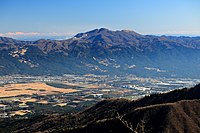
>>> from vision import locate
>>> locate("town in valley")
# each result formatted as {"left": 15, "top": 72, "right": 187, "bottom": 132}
{"left": 0, "top": 74, "right": 199, "bottom": 118}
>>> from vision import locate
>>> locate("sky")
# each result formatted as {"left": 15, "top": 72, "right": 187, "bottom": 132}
{"left": 1, "top": 0, "right": 200, "bottom": 39}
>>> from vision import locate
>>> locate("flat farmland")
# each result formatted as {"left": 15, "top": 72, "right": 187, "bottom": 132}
{"left": 0, "top": 82, "right": 80, "bottom": 97}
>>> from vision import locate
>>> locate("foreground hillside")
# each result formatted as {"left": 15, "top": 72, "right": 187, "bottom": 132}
{"left": 1, "top": 84, "right": 200, "bottom": 133}
{"left": 1, "top": 28, "right": 200, "bottom": 77}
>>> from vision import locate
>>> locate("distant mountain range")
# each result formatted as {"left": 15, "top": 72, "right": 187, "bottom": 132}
{"left": 2, "top": 83, "right": 200, "bottom": 133}
{"left": 1, "top": 28, "right": 200, "bottom": 77}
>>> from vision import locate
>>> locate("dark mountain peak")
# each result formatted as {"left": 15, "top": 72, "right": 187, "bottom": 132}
{"left": 88, "top": 28, "right": 110, "bottom": 33}
{"left": 90, "top": 28, "right": 141, "bottom": 35}
{"left": 73, "top": 28, "right": 143, "bottom": 46}
{"left": 120, "top": 29, "right": 142, "bottom": 36}
{"left": 31, "top": 39, "right": 69, "bottom": 52}
{"left": 0, "top": 36, "right": 17, "bottom": 43}
{"left": 74, "top": 28, "right": 141, "bottom": 38}
{"left": 33, "top": 39, "right": 48, "bottom": 44}
{"left": 99, "top": 27, "right": 109, "bottom": 32}
{"left": 0, "top": 37, "right": 30, "bottom": 50}
{"left": 74, "top": 28, "right": 110, "bottom": 38}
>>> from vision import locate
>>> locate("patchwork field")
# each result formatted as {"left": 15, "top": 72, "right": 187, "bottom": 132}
{"left": 0, "top": 82, "right": 80, "bottom": 97}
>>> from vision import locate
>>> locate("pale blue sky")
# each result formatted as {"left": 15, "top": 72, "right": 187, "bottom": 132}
{"left": 1, "top": 0, "right": 200, "bottom": 39}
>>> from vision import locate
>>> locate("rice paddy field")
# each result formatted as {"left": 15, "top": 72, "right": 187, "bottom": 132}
{"left": 0, "top": 82, "right": 80, "bottom": 98}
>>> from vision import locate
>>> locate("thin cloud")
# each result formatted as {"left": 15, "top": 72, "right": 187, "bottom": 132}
{"left": 0, "top": 32, "right": 75, "bottom": 38}
{"left": 2, "top": 32, "right": 40, "bottom": 36}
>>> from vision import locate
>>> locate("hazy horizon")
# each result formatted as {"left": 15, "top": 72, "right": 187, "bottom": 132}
{"left": 1, "top": 0, "right": 200, "bottom": 39}
{"left": 1, "top": 28, "right": 200, "bottom": 41}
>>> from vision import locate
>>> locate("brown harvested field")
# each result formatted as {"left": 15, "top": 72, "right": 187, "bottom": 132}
{"left": 0, "top": 82, "right": 80, "bottom": 97}
{"left": 10, "top": 110, "right": 31, "bottom": 116}
{"left": 85, "top": 85, "right": 101, "bottom": 89}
